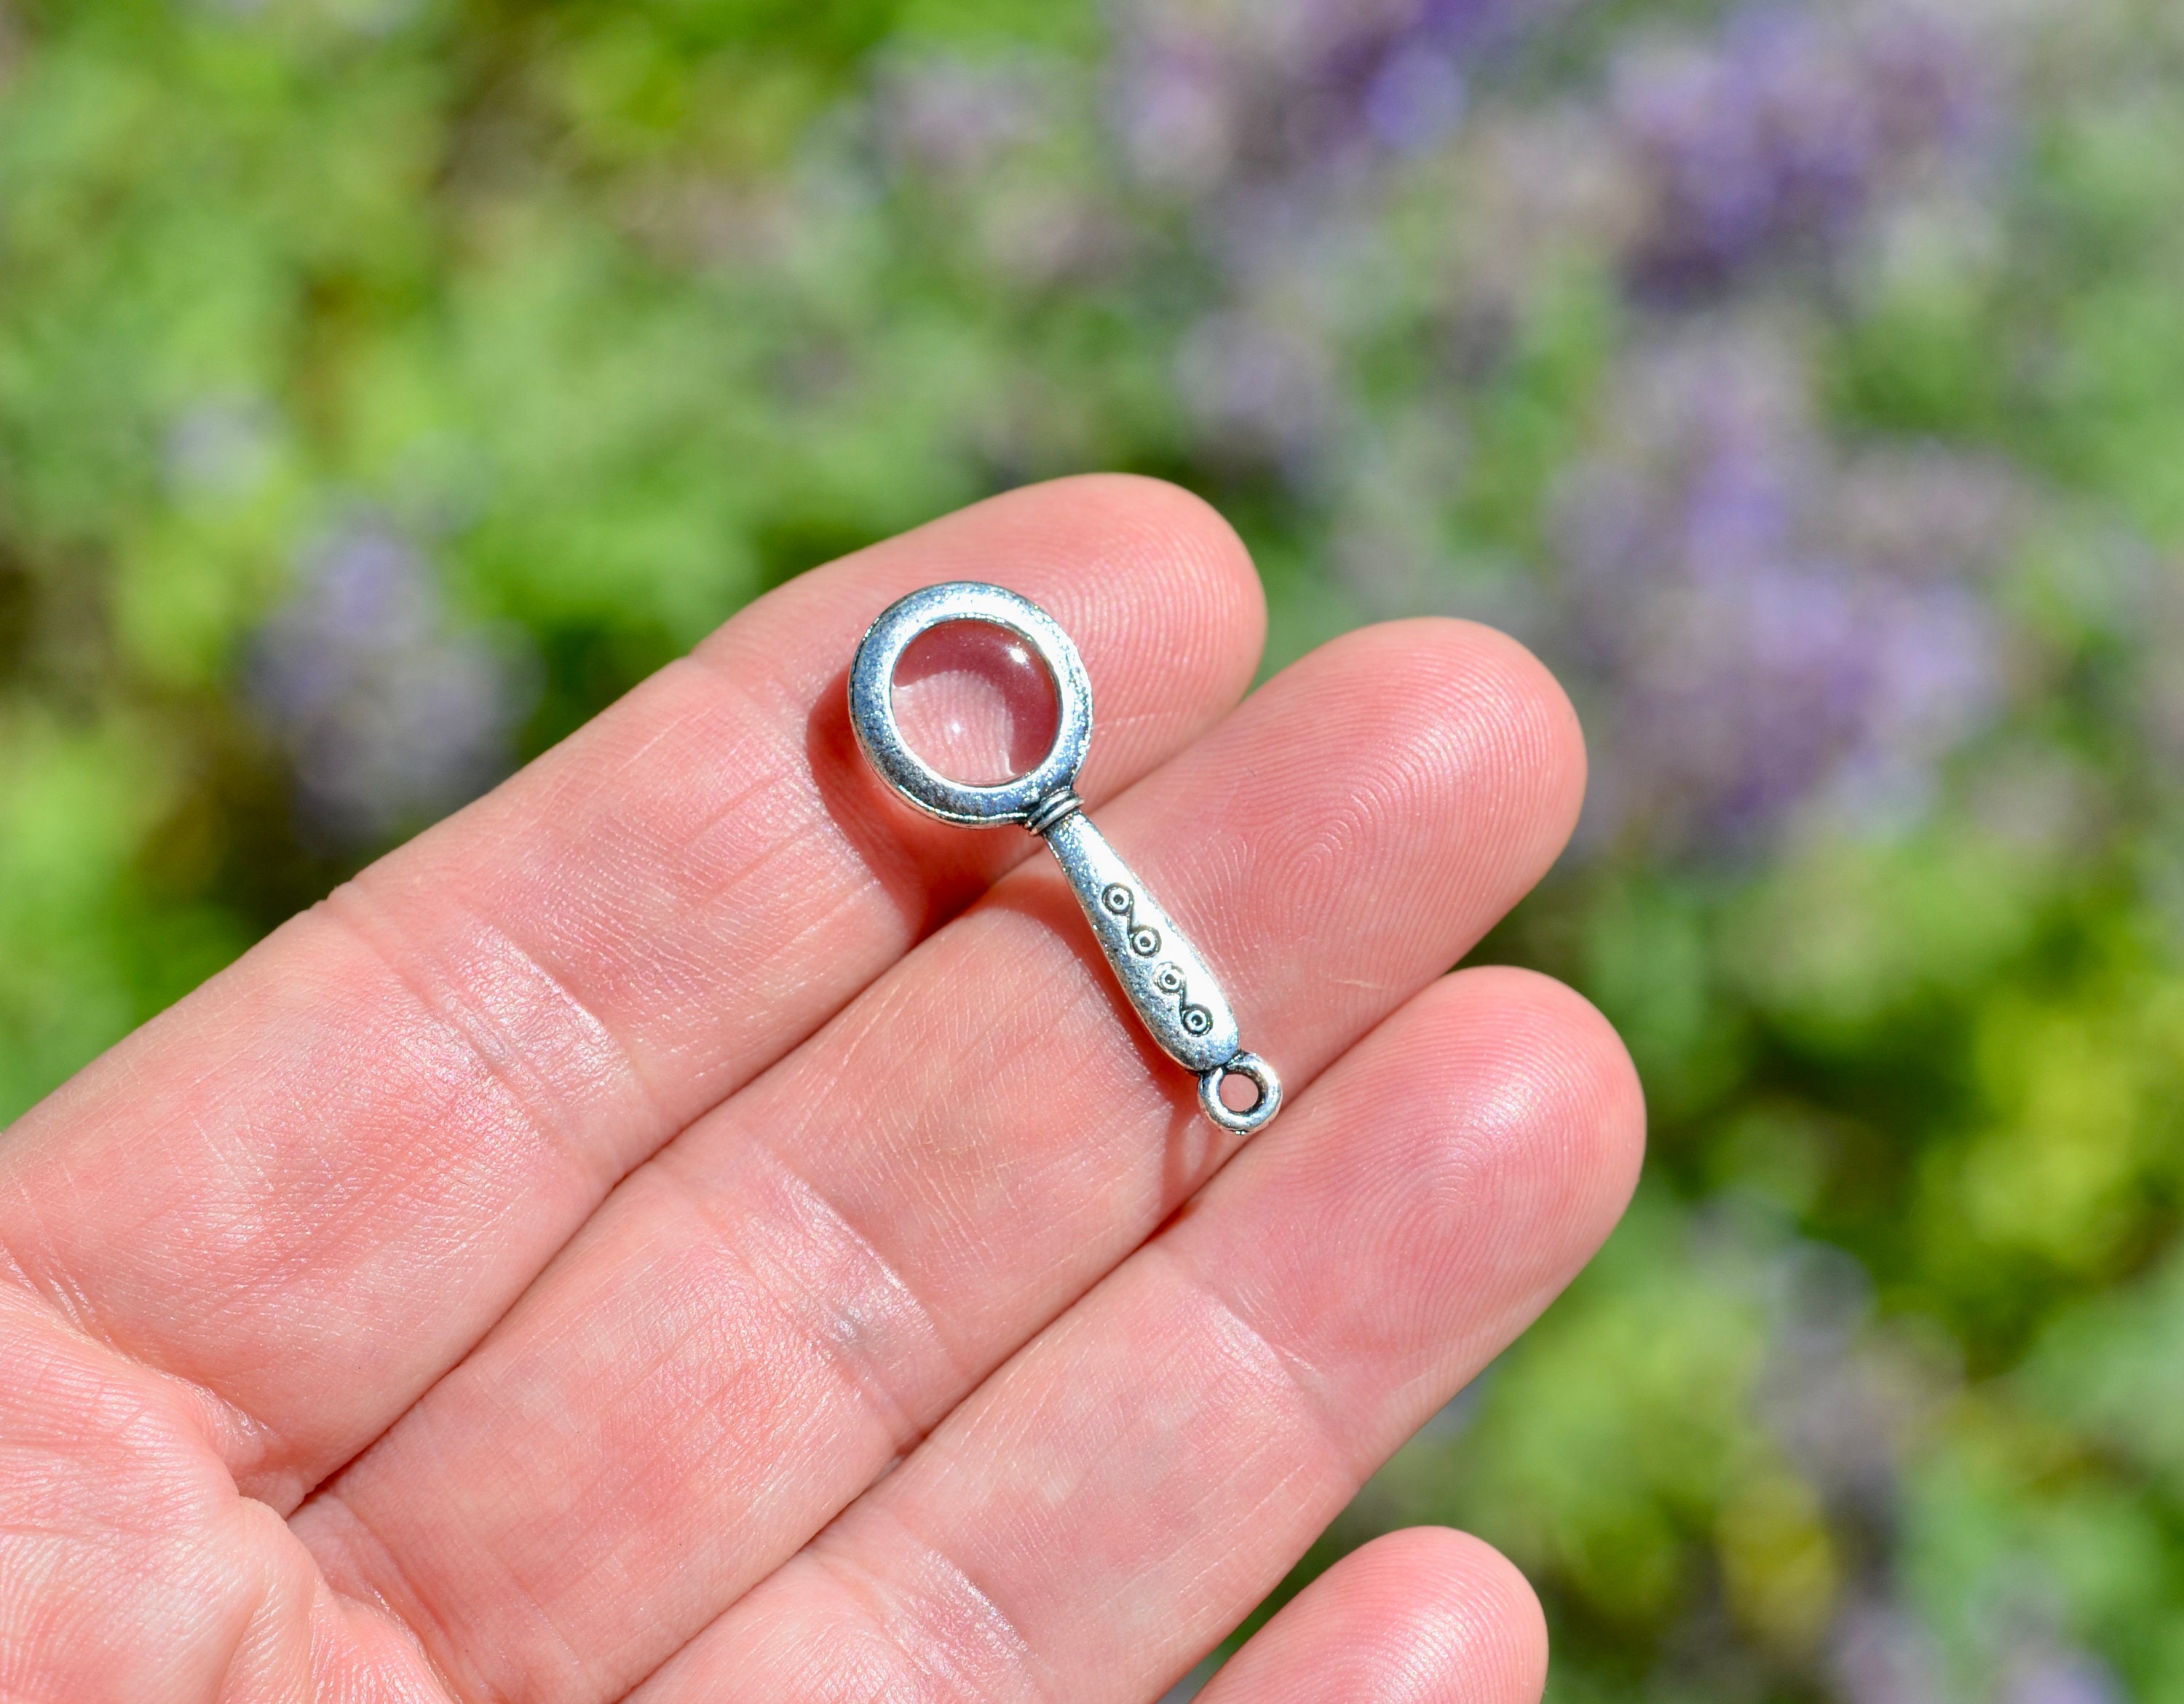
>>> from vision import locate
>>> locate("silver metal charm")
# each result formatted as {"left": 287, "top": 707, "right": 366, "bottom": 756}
{"left": 849, "top": 582, "right": 1281, "bottom": 1135}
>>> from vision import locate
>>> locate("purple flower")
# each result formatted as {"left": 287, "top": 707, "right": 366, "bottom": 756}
{"left": 873, "top": 55, "right": 1055, "bottom": 179}
{"left": 1614, "top": 4, "right": 1998, "bottom": 292}
{"left": 1108, "top": 26, "right": 1241, "bottom": 194}
{"left": 246, "top": 517, "right": 533, "bottom": 849}
{"left": 1106, "top": 0, "right": 1558, "bottom": 197}
{"left": 1831, "top": 1600, "right": 1950, "bottom": 1704}
{"left": 1175, "top": 309, "right": 1340, "bottom": 468}
{"left": 2002, "top": 1649, "right": 2124, "bottom": 1704}
{"left": 1554, "top": 326, "right": 2013, "bottom": 856}
{"left": 1364, "top": 43, "right": 1468, "bottom": 154}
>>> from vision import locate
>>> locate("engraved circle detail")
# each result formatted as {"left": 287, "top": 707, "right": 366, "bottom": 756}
{"left": 1103, "top": 884, "right": 1211, "bottom": 1036}
{"left": 1102, "top": 883, "right": 1163, "bottom": 955}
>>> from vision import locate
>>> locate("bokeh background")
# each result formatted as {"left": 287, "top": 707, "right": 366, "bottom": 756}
{"left": 4, "top": 0, "right": 2184, "bottom": 1697}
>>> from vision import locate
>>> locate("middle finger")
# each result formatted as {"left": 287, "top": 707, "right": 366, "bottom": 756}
{"left": 293, "top": 618, "right": 1584, "bottom": 1704}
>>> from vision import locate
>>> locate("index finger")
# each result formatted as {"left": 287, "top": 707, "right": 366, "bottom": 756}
{"left": 0, "top": 475, "right": 1266, "bottom": 1508}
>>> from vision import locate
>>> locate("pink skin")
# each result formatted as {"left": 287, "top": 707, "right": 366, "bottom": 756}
{"left": 0, "top": 477, "right": 1642, "bottom": 1703}
{"left": 1193, "top": 1531, "right": 1551, "bottom": 1704}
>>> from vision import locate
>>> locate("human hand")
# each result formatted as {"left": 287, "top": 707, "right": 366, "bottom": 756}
{"left": 0, "top": 477, "right": 1642, "bottom": 1703}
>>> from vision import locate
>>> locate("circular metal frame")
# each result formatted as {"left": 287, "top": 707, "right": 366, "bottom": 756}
{"left": 849, "top": 582, "right": 1093, "bottom": 827}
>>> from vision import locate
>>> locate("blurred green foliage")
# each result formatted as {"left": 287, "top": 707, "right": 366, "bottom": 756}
{"left": 7, "top": 0, "right": 2184, "bottom": 1697}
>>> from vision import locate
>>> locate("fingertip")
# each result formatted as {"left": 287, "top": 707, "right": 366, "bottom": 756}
{"left": 1405, "top": 618, "right": 1588, "bottom": 883}
{"left": 1376, "top": 964, "right": 1646, "bottom": 1335}
{"left": 1002, "top": 473, "right": 1269, "bottom": 736}
{"left": 1197, "top": 1527, "right": 1548, "bottom": 1704}
{"left": 1433, "top": 965, "right": 1648, "bottom": 1242}
{"left": 1256, "top": 618, "right": 1588, "bottom": 920}
{"left": 1464, "top": 620, "right": 1587, "bottom": 856}
{"left": 1197, "top": 962, "right": 1645, "bottom": 1452}
{"left": 1338, "top": 1529, "right": 1550, "bottom": 1704}
{"left": 862, "top": 471, "right": 1269, "bottom": 668}
{"left": 1024, "top": 472, "right": 1265, "bottom": 627}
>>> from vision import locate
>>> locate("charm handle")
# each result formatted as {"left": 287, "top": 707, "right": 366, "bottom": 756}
{"left": 1033, "top": 805, "right": 1281, "bottom": 1135}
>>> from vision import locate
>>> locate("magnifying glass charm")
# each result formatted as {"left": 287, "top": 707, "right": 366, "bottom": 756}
{"left": 848, "top": 582, "right": 1281, "bottom": 1136}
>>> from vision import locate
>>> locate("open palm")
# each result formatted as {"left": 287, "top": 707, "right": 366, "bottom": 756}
{"left": 0, "top": 478, "right": 1640, "bottom": 1704}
